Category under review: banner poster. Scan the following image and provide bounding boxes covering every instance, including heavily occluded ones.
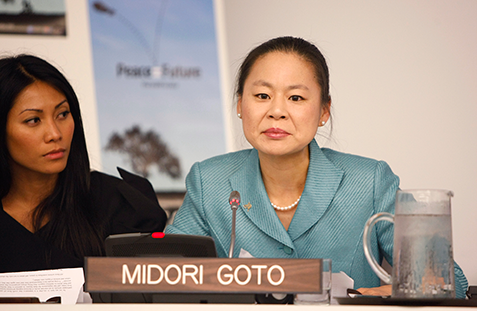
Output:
[88,0,226,192]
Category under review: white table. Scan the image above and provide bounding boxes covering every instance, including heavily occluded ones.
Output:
[1,303,477,311]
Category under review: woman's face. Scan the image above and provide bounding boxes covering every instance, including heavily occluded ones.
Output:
[237,52,329,158]
[6,81,74,178]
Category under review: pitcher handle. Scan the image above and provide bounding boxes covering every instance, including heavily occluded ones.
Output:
[363,212,394,285]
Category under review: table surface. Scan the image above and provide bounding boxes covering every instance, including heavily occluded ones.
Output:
[1,303,477,311]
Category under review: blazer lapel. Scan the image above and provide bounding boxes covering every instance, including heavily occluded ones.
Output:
[287,140,344,241]
[229,150,294,249]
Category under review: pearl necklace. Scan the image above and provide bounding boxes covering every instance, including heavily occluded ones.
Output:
[271,196,301,211]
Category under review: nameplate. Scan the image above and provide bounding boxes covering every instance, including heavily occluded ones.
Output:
[85,257,322,294]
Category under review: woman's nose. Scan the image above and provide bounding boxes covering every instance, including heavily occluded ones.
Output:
[44,120,62,142]
[268,97,288,119]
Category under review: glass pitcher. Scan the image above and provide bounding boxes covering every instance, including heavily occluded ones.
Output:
[363,189,455,298]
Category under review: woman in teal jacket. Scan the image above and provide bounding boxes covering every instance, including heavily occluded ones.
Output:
[166,36,468,297]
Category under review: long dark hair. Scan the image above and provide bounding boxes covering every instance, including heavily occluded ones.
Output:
[236,36,331,114]
[0,54,103,258]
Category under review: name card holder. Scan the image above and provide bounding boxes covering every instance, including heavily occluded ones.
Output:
[85,257,322,295]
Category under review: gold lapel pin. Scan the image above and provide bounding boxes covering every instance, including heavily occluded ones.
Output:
[244,203,252,210]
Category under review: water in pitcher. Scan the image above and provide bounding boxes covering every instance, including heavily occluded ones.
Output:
[392,214,455,298]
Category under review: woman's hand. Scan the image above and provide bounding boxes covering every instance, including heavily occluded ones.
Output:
[356,285,392,296]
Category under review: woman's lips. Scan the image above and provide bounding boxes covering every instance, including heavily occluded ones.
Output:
[262,128,290,139]
[44,149,66,160]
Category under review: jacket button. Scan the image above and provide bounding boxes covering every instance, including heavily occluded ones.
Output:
[283,246,293,255]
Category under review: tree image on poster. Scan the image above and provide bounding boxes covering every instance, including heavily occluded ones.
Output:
[105,125,181,179]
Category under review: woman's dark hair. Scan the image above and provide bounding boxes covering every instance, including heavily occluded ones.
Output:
[236,36,331,112]
[0,54,103,259]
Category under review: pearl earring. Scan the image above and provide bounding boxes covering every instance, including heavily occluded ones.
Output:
[321,121,326,126]
[238,113,242,119]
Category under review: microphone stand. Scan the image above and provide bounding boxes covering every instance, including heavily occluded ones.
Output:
[228,191,240,258]
[229,207,237,258]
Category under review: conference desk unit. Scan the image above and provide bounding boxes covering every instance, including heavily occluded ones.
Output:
[5,257,474,309]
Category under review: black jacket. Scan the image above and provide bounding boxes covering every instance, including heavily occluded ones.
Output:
[0,168,167,273]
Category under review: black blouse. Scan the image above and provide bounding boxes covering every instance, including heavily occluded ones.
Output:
[0,169,167,273]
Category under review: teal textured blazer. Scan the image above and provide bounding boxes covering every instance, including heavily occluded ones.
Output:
[166,140,468,297]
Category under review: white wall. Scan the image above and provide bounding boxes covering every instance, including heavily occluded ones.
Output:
[219,0,477,286]
[0,0,101,170]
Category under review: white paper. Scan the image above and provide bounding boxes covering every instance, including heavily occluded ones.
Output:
[330,271,354,305]
[0,268,85,304]
[239,248,254,258]
[77,291,93,304]
[238,248,355,305]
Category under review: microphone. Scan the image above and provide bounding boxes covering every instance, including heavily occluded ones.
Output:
[228,191,240,258]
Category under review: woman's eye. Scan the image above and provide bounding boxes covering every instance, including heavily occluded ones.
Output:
[256,93,269,100]
[290,95,304,101]
[58,111,71,119]
[25,117,40,125]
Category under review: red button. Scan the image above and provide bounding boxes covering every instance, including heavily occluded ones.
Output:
[151,232,165,238]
